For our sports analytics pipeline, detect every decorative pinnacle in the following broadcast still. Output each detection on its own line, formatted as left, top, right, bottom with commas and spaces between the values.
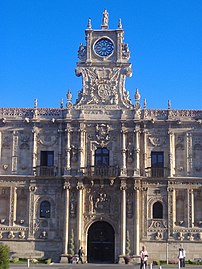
135, 88, 140, 102
118, 18, 122, 29
87, 17, 92, 29
168, 100, 171, 109
34, 98, 38, 109
66, 89, 72, 102
60, 98, 63, 109
143, 99, 147, 109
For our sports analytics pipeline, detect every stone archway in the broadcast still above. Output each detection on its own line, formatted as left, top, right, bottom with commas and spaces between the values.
87, 221, 115, 263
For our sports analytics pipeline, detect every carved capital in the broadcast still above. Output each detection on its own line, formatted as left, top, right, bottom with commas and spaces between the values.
29, 186, 37, 193
77, 182, 84, 190
64, 182, 71, 190
120, 181, 127, 191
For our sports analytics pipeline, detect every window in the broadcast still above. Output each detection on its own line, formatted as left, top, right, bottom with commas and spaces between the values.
153, 201, 163, 219
151, 151, 164, 177
40, 151, 54, 166
95, 148, 109, 166
40, 201, 51, 218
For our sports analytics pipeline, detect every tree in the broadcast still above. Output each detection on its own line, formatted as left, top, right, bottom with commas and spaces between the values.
0, 244, 9, 269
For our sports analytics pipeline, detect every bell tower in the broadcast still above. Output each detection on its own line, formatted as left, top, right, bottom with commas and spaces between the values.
75, 10, 132, 108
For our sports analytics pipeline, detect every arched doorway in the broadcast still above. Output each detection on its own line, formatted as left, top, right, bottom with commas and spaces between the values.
87, 221, 115, 263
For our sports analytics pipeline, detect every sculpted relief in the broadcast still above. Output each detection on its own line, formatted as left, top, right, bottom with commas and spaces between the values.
89, 192, 111, 214
75, 67, 132, 107
96, 123, 110, 146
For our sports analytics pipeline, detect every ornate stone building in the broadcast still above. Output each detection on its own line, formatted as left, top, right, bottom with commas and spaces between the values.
0, 10, 202, 263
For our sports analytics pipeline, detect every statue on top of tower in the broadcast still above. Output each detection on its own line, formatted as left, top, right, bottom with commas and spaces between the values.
102, 9, 109, 29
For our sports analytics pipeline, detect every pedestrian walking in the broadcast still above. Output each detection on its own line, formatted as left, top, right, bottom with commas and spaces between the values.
139, 245, 148, 269
182, 248, 186, 267
178, 248, 184, 268
78, 246, 84, 264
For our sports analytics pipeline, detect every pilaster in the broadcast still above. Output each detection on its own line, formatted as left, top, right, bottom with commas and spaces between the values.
186, 132, 193, 175
12, 131, 18, 174
65, 124, 72, 174
77, 182, 84, 248
141, 185, 148, 239
167, 182, 174, 239
134, 181, 140, 255
187, 188, 194, 228
142, 130, 147, 176
57, 124, 63, 176
168, 130, 175, 177
63, 181, 71, 254
120, 180, 127, 255
134, 128, 140, 176
79, 122, 86, 172
121, 125, 127, 176
9, 186, 17, 226
32, 127, 38, 176
28, 185, 37, 239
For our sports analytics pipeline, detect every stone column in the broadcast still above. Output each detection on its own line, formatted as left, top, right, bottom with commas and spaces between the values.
32, 127, 38, 176
63, 182, 71, 254
134, 128, 140, 176
121, 126, 127, 175
141, 186, 148, 239
134, 183, 140, 255
12, 131, 18, 174
0, 131, 2, 165
9, 186, 17, 226
79, 123, 86, 173
28, 185, 37, 239
168, 131, 175, 177
186, 133, 193, 175
117, 30, 123, 62
65, 124, 72, 174
191, 189, 194, 228
167, 183, 174, 239
77, 182, 84, 248
86, 30, 92, 63
142, 130, 147, 176
120, 180, 127, 255
57, 124, 63, 176
187, 188, 194, 228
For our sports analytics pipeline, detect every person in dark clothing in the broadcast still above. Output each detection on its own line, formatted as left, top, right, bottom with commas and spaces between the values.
78, 247, 84, 264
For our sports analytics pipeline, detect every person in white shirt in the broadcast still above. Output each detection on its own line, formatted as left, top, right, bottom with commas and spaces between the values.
178, 248, 183, 268
139, 245, 148, 269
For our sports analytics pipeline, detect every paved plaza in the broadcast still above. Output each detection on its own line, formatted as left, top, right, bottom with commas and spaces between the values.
9, 263, 202, 269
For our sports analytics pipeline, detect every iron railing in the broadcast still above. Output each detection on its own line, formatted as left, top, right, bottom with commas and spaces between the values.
36, 166, 57, 176
83, 165, 120, 177
145, 167, 169, 178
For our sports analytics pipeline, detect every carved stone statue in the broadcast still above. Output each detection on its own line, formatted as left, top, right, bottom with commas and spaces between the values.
78, 42, 86, 61
102, 9, 109, 28
122, 43, 130, 59
71, 145, 78, 163
127, 142, 134, 163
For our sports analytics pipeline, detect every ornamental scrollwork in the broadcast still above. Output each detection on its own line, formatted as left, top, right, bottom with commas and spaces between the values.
96, 123, 110, 146
148, 136, 167, 147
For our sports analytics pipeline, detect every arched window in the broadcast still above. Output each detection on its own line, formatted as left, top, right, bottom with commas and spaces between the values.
95, 148, 109, 166
40, 201, 51, 218
153, 201, 163, 219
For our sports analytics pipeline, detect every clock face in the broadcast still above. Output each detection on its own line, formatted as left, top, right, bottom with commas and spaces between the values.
94, 38, 114, 57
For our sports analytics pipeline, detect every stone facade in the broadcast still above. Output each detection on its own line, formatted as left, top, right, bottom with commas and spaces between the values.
0, 10, 202, 263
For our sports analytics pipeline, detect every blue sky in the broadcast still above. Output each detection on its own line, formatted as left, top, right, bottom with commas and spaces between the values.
1, 0, 202, 109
